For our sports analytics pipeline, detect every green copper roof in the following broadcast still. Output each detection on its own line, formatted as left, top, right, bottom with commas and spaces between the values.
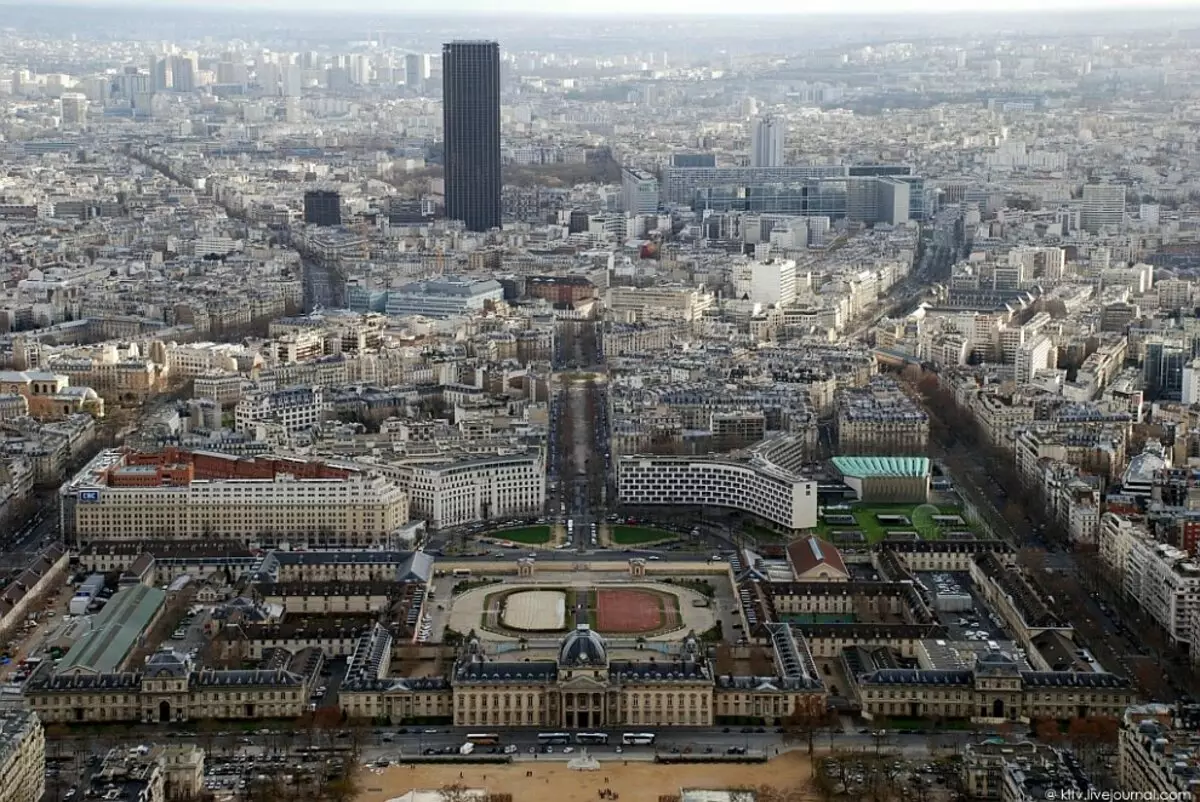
832, 456, 931, 478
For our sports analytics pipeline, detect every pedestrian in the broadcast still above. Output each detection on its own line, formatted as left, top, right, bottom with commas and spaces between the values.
459, 772, 463, 779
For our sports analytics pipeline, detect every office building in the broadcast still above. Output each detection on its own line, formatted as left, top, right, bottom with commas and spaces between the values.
58, 93, 88, 127
1144, 338, 1187, 400
0, 710, 44, 802
616, 455, 818, 530
669, 153, 716, 168
750, 115, 785, 168
405, 452, 546, 529
442, 40, 502, 232
663, 165, 848, 204
60, 448, 409, 549
303, 190, 342, 227
1081, 183, 1126, 233
732, 258, 798, 307
404, 53, 429, 89
665, 170, 921, 223
385, 276, 504, 319
621, 168, 659, 215
280, 64, 303, 98
170, 53, 198, 93
1183, 359, 1200, 406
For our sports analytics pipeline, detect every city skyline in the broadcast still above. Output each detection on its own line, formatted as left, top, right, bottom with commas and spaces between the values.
1, 2, 1200, 800
6, 0, 1200, 14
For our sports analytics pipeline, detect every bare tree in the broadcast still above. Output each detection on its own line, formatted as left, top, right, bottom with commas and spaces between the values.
781, 695, 833, 759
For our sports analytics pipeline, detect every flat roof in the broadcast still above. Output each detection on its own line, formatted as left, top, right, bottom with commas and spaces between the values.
57, 585, 166, 675
832, 456, 931, 478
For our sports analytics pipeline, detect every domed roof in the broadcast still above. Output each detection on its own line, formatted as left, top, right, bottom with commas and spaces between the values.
559, 624, 607, 666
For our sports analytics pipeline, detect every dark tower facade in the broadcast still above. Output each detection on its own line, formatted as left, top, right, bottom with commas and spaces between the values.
442, 40, 502, 232
303, 190, 342, 226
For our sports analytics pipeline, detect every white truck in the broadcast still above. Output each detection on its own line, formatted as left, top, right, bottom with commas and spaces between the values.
459, 742, 474, 755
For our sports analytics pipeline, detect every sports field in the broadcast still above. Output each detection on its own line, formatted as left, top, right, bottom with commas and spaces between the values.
595, 588, 678, 634
502, 590, 566, 631
356, 752, 814, 802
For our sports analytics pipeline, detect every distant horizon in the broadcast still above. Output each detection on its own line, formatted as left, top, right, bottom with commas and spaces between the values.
2, 0, 1198, 16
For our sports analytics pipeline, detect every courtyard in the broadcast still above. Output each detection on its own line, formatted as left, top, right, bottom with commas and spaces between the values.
441, 573, 718, 643
357, 752, 814, 802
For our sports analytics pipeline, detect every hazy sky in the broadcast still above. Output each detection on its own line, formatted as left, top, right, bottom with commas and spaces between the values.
28, 0, 1200, 14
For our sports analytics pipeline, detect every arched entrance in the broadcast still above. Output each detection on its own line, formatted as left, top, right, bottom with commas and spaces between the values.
159, 700, 171, 723
992, 699, 1004, 719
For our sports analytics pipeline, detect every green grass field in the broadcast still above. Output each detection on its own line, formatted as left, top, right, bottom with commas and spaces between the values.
817, 503, 968, 544
611, 525, 676, 545
490, 526, 552, 545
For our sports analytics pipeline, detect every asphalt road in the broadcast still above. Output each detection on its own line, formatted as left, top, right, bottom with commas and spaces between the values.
45, 726, 975, 763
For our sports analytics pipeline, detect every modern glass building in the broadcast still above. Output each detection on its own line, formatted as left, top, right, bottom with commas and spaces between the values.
442, 40, 502, 232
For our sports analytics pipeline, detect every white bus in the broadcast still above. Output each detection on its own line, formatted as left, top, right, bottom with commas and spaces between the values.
536, 732, 571, 745
621, 733, 655, 746
575, 732, 609, 745
452, 568, 472, 578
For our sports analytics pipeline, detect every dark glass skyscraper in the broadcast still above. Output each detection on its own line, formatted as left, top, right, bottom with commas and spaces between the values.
442, 40, 502, 232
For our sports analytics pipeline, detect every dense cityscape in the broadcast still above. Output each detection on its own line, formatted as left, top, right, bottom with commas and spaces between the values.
0, 2, 1199, 802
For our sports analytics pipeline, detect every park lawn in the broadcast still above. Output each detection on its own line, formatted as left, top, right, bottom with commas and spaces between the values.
493, 525, 552, 545
611, 525, 676, 545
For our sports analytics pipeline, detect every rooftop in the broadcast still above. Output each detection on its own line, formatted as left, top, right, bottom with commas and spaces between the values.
57, 584, 166, 675
832, 456, 931, 478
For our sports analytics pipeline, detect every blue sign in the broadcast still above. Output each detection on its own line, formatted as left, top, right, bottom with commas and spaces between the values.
79, 490, 100, 503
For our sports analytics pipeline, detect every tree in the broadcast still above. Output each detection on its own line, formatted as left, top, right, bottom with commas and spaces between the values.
808, 771, 840, 802
439, 785, 475, 802
755, 785, 809, 802
323, 776, 359, 802
781, 695, 832, 759
1066, 716, 1118, 777
313, 705, 342, 749
1033, 717, 1063, 745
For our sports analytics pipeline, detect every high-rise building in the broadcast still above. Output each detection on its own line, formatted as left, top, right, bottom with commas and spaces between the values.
1082, 182, 1126, 233
58, 93, 88, 127
404, 53, 428, 90
280, 64, 303, 98
170, 53, 198, 92
149, 56, 172, 92
751, 115, 785, 168
621, 167, 659, 215
442, 40, 502, 232
304, 190, 342, 227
